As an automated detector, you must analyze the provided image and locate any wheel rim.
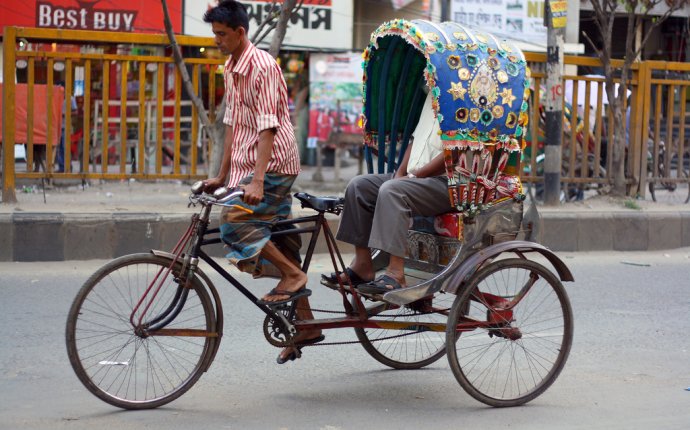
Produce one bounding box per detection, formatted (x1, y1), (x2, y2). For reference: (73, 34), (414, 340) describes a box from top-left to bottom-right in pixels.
(357, 292), (453, 368)
(648, 153), (690, 204)
(68, 259), (213, 406)
(449, 261), (572, 404)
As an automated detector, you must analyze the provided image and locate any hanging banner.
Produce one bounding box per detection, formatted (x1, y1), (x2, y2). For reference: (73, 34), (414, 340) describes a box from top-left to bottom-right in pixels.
(0, 84), (64, 145)
(184, 0), (353, 51)
(450, 0), (547, 45)
(0, 0), (183, 34)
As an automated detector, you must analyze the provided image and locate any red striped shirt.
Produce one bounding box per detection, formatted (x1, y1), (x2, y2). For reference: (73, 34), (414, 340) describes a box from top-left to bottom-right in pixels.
(223, 42), (300, 187)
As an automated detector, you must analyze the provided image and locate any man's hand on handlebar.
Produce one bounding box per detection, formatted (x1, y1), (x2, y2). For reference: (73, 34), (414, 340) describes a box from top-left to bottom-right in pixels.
(202, 177), (226, 194)
(242, 178), (264, 206)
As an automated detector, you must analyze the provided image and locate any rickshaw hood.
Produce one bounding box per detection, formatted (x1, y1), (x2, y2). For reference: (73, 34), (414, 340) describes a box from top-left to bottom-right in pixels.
(362, 19), (531, 153)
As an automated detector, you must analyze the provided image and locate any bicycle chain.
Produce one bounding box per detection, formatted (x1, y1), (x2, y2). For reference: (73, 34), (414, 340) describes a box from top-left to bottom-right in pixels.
(296, 330), (422, 347)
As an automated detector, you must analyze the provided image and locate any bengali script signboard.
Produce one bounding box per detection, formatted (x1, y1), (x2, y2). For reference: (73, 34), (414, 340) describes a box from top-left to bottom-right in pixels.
(183, 0), (353, 51)
(450, 0), (546, 45)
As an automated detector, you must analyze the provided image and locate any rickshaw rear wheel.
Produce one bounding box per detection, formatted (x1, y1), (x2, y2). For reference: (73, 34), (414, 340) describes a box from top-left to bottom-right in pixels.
(354, 292), (452, 369)
(446, 258), (573, 407)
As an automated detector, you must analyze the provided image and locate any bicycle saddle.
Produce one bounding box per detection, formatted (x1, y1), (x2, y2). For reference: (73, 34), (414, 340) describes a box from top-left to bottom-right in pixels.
(293, 192), (344, 213)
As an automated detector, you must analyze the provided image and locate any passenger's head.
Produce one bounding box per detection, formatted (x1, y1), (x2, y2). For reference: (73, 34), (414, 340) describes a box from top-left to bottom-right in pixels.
(203, 1), (249, 56)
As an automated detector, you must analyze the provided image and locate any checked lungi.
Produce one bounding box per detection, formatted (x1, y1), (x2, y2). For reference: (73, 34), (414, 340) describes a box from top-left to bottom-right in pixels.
(219, 173), (301, 278)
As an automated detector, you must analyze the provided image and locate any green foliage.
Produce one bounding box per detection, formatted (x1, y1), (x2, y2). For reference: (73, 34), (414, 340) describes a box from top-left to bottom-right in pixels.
(623, 199), (641, 210)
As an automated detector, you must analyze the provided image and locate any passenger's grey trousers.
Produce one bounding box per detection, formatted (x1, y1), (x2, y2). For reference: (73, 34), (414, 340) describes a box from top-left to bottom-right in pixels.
(335, 173), (453, 258)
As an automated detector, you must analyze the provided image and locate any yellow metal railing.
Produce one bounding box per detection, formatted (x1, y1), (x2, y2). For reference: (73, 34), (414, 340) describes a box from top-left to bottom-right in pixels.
(520, 53), (690, 201)
(639, 60), (690, 201)
(521, 54), (645, 198)
(2, 27), (225, 203)
(3, 27), (690, 203)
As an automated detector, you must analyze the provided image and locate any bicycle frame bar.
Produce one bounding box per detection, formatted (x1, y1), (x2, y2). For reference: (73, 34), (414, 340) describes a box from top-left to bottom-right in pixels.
(135, 195), (402, 335)
(130, 216), (198, 328)
(292, 315), (488, 333)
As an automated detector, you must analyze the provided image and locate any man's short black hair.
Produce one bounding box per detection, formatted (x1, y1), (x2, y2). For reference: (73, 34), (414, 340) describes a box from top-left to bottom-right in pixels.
(203, 0), (250, 32)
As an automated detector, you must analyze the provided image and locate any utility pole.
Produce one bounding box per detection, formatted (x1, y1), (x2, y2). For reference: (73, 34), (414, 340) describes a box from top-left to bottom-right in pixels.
(543, 0), (567, 205)
(441, 0), (450, 21)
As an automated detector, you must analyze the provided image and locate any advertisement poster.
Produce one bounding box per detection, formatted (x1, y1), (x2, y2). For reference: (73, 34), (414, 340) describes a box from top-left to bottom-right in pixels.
(390, 0), (417, 9)
(450, 0), (547, 45)
(0, 0), (183, 34)
(307, 52), (362, 148)
(549, 0), (568, 28)
(184, 0), (353, 51)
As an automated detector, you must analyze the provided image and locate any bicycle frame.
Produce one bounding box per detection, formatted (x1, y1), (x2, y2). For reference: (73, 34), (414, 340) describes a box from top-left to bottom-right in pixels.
(127, 191), (521, 340)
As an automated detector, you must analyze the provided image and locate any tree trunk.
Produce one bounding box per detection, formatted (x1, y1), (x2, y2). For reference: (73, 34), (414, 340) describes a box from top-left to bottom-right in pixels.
(208, 100), (226, 178)
(268, 0), (297, 58)
(161, 0), (214, 136)
(583, 0), (688, 198)
(611, 97), (627, 195)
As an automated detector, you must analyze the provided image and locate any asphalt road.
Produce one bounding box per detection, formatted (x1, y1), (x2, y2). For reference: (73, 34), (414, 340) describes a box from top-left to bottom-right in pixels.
(1, 250), (689, 430)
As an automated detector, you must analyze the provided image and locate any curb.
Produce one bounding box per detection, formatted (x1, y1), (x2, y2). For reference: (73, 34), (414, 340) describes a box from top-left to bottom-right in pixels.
(1, 210), (689, 261)
(538, 210), (690, 252)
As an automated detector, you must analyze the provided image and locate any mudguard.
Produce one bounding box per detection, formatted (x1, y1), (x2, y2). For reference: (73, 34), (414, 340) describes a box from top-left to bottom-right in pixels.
(442, 240), (574, 295)
(151, 250), (223, 372)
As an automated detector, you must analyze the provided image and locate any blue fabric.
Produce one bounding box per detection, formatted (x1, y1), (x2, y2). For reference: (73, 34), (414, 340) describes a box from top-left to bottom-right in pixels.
(219, 173), (299, 274)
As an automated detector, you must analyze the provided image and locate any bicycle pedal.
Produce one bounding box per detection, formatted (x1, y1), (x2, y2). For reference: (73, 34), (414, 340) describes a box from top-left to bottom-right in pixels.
(355, 290), (384, 302)
(320, 279), (355, 292)
(319, 279), (339, 290)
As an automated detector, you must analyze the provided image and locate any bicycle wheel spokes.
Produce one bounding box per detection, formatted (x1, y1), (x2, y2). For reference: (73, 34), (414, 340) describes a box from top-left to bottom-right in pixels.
(356, 292), (453, 369)
(67, 254), (215, 409)
(447, 259), (573, 407)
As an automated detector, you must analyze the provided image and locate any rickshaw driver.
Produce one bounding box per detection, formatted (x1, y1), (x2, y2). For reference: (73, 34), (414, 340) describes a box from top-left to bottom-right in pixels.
(326, 91), (454, 294)
(202, 0), (323, 363)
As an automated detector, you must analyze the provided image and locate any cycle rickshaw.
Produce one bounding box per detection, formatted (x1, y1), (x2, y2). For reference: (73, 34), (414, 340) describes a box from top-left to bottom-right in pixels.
(66, 19), (574, 410)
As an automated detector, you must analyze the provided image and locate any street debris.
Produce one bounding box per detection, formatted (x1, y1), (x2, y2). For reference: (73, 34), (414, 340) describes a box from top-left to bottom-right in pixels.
(620, 261), (651, 267)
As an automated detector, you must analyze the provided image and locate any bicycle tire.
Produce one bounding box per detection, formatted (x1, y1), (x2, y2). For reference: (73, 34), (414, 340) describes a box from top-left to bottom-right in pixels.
(66, 253), (217, 409)
(355, 292), (452, 369)
(446, 258), (573, 407)
(649, 152), (690, 204)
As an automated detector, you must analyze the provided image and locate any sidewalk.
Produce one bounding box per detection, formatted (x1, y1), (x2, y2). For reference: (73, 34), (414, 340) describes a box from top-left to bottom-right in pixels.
(1, 160), (689, 261)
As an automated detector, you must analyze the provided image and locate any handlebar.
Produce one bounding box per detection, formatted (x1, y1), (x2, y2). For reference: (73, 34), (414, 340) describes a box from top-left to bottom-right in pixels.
(214, 188), (246, 204)
(189, 180), (246, 207)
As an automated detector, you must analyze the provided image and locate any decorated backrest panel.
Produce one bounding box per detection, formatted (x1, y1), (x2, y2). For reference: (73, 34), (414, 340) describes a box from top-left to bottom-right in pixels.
(432, 21), (530, 216)
(363, 34), (427, 173)
(362, 19), (530, 216)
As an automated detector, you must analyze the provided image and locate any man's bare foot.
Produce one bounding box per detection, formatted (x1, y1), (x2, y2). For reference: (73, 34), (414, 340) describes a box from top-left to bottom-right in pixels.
(261, 271), (308, 302)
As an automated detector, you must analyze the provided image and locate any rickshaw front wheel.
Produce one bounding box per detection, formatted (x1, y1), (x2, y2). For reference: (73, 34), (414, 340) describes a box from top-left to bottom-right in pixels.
(66, 254), (218, 409)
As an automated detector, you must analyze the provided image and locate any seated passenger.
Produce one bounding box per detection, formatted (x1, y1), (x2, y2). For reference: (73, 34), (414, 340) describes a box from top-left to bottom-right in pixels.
(327, 91), (453, 294)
